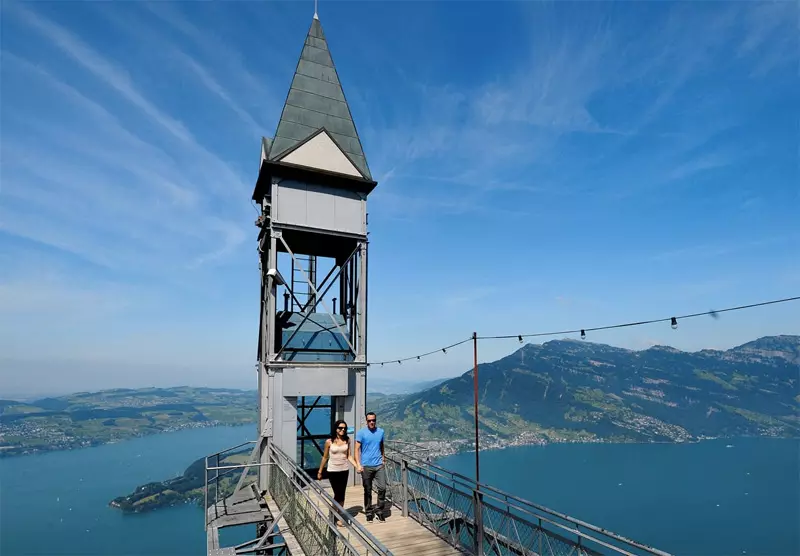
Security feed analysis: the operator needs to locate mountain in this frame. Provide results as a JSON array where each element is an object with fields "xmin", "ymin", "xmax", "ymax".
[
  {"xmin": 367, "ymin": 376, "xmax": 454, "ymax": 396},
  {"xmin": 375, "ymin": 336, "xmax": 800, "ymax": 444}
]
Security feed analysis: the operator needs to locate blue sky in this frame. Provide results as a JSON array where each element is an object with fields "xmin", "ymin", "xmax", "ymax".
[{"xmin": 0, "ymin": 1, "xmax": 797, "ymax": 397}]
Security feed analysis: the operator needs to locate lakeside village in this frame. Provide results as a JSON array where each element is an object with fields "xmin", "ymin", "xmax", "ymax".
[
  {"xmin": 4, "ymin": 411, "xmax": 791, "ymax": 459},
  {"xmin": 0, "ymin": 419, "xmax": 223, "ymax": 457}
]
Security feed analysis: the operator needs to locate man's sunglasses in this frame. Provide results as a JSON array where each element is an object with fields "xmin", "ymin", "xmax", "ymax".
[{"xmin": 367, "ymin": 419, "xmax": 376, "ymax": 423}]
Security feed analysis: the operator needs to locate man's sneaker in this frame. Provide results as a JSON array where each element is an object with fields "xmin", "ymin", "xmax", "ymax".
[
  {"xmin": 376, "ymin": 513, "xmax": 385, "ymax": 523},
  {"xmin": 366, "ymin": 516, "xmax": 374, "ymax": 523}
]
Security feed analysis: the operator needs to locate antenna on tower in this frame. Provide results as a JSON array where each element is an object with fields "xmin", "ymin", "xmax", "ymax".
[{"xmin": 314, "ymin": 0, "xmax": 319, "ymax": 19}]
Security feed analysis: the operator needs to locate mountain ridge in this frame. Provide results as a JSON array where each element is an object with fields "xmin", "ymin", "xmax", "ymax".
[{"xmin": 375, "ymin": 335, "xmax": 800, "ymax": 444}]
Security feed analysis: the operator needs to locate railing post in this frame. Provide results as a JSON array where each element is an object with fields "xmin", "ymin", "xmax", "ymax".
[
  {"xmin": 539, "ymin": 517, "xmax": 543, "ymax": 556},
  {"xmin": 401, "ymin": 458, "xmax": 409, "ymax": 517},
  {"xmin": 204, "ymin": 459, "xmax": 208, "ymax": 531},
  {"xmin": 473, "ymin": 488, "xmax": 484, "ymax": 555},
  {"xmin": 215, "ymin": 454, "xmax": 220, "ymax": 518}
]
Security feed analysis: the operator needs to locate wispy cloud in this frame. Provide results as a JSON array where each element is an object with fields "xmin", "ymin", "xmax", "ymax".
[
  {"xmin": 91, "ymin": 2, "xmax": 269, "ymax": 141},
  {"xmin": 439, "ymin": 286, "xmax": 498, "ymax": 310},
  {"xmin": 651, "ymin": 234, "xmax": 800, "ymax": 263},
  {"xmin": 736, "ymin": 0, "xmax": 798, "ymax": 76},
  {"xmin": 364, "ymin": 1, "xmax": 797, "ymax": 217},
  {"xmin": 1, "ymin": 4, "xmax": 252, "ymax": 276},
  {"xmin": 170, "ymin": 48, "xmax": 263, "ymax": 138},
  {"xmin": 10, "ymin": 3, "xmax": 193, "ymax": 143}
]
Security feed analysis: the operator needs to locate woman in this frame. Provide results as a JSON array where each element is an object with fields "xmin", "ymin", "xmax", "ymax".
[{"xmin": 318, "ymin": 419, "xmax": 358, "ymax": 526}]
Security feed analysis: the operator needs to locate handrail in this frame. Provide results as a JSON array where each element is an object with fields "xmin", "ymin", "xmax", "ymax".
[
  {"xmin": 207, "ymin": 440, "xmax": 258, "ymax": 460},
  {"xmin": 204, "ymin": 439, "xmax": 392, "ymax": 555},
  {"xmin": 268, "ymin": 443, "xmax": 392, "ymax": 555},
  {"xmin": 204, "ymin": 460, "xmax": 269, "ymax": 530},
  {"xmin": 383, "ymin": 441, "xmax": 671, "ymax": 556},
  {"xmin": 266, "ymin": 446, "xmax": 364, "ymax": 554}
]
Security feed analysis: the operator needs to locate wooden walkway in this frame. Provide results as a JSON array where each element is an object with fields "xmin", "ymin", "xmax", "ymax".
[
  {"xmin": 318, "ymin": 484, "xmax": 467, "ymax": 555},
  {"xmin": 208, "ymin": 481, "xmax": 467, "ymax": 555}
]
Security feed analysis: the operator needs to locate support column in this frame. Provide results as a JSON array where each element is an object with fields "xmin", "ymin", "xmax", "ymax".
[
  {"xmin": 351, "ymin": 367, "xmax": 367, "ymax": 486},
  {"xmin": 258, "ymin": 189, "xmax": 279, "ymax": 492}
]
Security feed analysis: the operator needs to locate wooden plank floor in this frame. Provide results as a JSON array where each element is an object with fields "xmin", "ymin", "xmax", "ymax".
[{"xmin": 317, "ymin": 484, "xmax": 467, "ymax": 555}]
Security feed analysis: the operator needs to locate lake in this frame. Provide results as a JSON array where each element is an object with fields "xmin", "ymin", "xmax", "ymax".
[
  {"xmin": 438, "ymin": 437, "xmax": 800, "ymax": 556},
  {"xmin": 1, "ymin": 428, "xmax": 797, "ymax": 555}
]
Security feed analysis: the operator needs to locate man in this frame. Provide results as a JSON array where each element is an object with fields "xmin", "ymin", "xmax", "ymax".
[{"xmin": 354, "ymin": 411, "xmax": 387, "ymax": 522}]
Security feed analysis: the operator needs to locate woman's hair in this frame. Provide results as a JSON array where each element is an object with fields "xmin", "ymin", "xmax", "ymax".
[{"xmin": 331, "ymin": 420, "xmax": 349, "ymax": 442}]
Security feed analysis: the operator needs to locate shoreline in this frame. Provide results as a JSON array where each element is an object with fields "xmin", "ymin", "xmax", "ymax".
[
  {"xmin": 0, "ymin": 421, "xmax": 256, "ymax": 460},
  {"xmin": 4, "ymin": 420, "xmax": 797, "ymax": 462},
  {"xmin": 400, "ymin": 432, "xmax": 800, "ymax": 462}
]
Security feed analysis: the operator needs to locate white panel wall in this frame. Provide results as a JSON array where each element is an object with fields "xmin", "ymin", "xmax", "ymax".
[
  {"xmin": 307, "ymin": 184, "xmax": 336, "ymax": 231},
  {"xmin": 275, "ymin": 179, "xmax": 365, "ymax": 235},
  {"xmin": 281, "ymin": 395, "xmax": 298, "ymax": 459},
  {"xmin": 283, "ymin": 367, "xmax": 350, "ymax": 396},
  {"xmin": 279, "ymin": 132, "xmax": 363, "ymax": 178}
]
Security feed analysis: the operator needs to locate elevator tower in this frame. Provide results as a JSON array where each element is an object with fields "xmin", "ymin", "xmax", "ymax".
[{"xmin": 252, "ymin": 14, "xmax": 377, "ymax": 483}]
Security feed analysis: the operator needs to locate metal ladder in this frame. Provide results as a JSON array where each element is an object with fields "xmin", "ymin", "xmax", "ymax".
[{"xmin": 291, "ymin": 255, "xmax": 316, "ymax": 313}]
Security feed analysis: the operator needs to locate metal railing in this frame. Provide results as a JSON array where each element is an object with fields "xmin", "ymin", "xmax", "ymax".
[
  {"xmin": 204, "ymin": 440, "xmax": 265, "ymax": 529},
  {"xmin": 382, "ymin": 441, "xmax": 672, "ymax": 556},
  {"xmin": 267, "ymin": 443, "xmax": 391, "ymax": 555},
  {"xmin": 204, "ymin": 440, "xmax": 391, "ymax": 555}
]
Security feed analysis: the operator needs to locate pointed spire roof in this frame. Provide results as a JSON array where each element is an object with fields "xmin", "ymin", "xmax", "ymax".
[{"xmin": 268, "ymin": 18, "xmax": 372, "ymax": 180}]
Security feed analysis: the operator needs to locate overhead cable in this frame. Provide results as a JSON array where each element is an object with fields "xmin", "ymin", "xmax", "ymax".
[{"xmin": 367, "ymin": 295, "xmax": 800, "ymax": 366}]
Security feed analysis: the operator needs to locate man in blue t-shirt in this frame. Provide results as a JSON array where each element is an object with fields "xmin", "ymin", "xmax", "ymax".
[{"xmin": 355, "ymin": 411, "xmax": 387, "ymax": 522}]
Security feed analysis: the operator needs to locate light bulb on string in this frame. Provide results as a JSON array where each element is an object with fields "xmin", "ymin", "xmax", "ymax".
[
  {"xmin": 442, "ymin": 348, "xmax": 447, "ymax": 354},
  {"xmin": 397, "ymin": 360, "xmax": 402, "ymax": 365},
  {"xmin": 671, "ymin": 317, "xmax": 678, "ymax": 330},
  {"xmin": 518, "ymin": 335, "xmax": 523, "ymax": 344},
  {"xmin": 417, "ymin": 356, "xmax": 420, "ymax": 361},
  {"xmin": 580, "ymin": 329, "xmax": 586, "ymax": 340}
]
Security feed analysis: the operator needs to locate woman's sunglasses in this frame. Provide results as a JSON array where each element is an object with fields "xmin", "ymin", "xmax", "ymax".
[{"xmin": 337, "ymin": 426, "xmax": 347, "ymax": 430}]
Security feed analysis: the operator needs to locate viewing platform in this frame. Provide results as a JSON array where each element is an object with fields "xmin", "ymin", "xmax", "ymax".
[
  {"xmin": 324, "ymin": 484, "xmax": 465, "ymax": 555},
  {"xmin": 204, "ymin": 440, "xmax": 671, "ymax": 556}
]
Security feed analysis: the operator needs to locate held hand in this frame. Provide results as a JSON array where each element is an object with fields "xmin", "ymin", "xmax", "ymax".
[
  {"xmin": 357, "ymin": 466, "xmax": 363, "ymax": 473},
  {"xmin": 317, "ymin": 471, "xmax": 322, "ymax": 480}
]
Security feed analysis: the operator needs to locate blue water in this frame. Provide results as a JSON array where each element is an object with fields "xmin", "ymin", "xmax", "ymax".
[
  {"xmin": 0, "ymin": 425, "xmax": 255, "ymax": 556},
  {"xmin": 1, "ymin": 430, "xmax": 797, "ymax": 555},
  {"xmin": 438, "ymin": 438, "xmax": 800, "ymax": 556}
]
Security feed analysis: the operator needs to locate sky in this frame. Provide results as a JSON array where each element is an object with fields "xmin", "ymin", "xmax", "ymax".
[{"xmin": 0, "ymin": 0, "xmax": 798, "ymax": 398}]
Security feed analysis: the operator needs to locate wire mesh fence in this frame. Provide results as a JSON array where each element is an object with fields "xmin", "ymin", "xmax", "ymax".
[{"xmin": 383, "ymin": 442, "xmax": 672, "ymax": 556}]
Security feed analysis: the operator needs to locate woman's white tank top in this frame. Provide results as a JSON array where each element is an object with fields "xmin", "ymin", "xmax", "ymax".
[{"xmin": 327, "ymin": 440, "xmax": 349, "ymax": 472}]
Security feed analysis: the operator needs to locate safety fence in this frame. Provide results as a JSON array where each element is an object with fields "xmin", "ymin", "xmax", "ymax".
[
  {"xmin": 382, "ymin": 441, "xmax": 672, "ymax": 556},
  {"xmin": 204, "ymin": 440, "xmax": 391, "ymax": 555}
]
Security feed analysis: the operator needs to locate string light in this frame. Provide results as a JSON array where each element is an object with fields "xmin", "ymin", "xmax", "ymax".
[
  {"xmin": 367, "ymin": 295, "xmax": 799, "ymax": 366},
  {"xmin": 369, "ymin": 338, "xmax": 471, "ymax": 366}
]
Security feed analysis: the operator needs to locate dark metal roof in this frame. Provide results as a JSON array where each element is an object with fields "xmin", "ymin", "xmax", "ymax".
[{"xmin": 269, "ymin": 18, "xmax": 372, "ymax": 180}]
